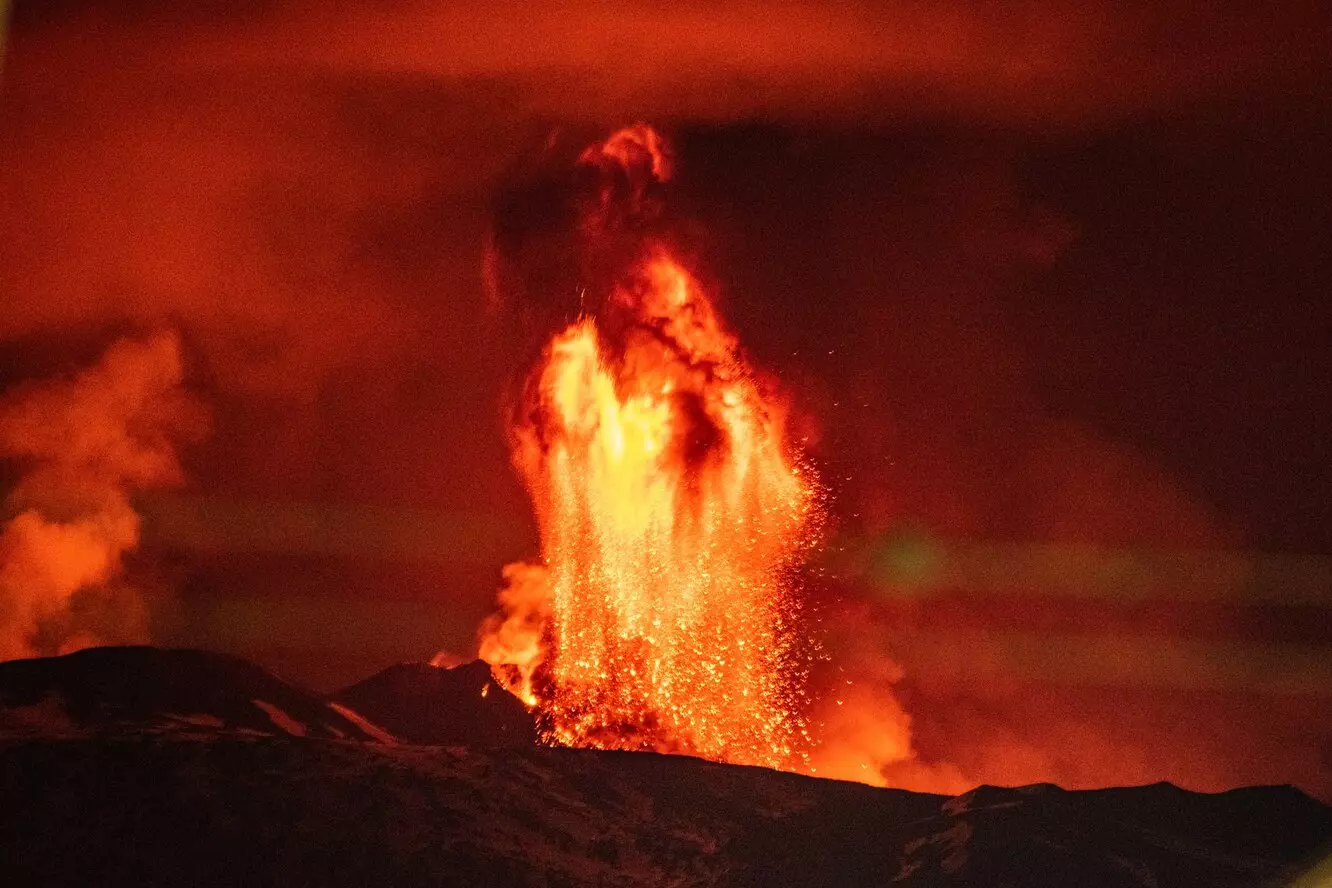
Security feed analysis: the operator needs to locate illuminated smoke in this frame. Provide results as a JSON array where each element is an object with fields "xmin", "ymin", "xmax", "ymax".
[
  {"xmin": 0, "ymin": 332, "xmax": 203, "ymax": 660},
  {"xmin": 802, "ymin": 645, "xmax": 969, "ymax": 793},
  {"xmin": 476, "ymin": 562, "xmax": 550, "ymax": 706}
]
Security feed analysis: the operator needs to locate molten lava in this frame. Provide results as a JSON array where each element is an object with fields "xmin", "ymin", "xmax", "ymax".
[{"xmin": 479, "ymin": 126, "xmax": 821, "ymax": 768}]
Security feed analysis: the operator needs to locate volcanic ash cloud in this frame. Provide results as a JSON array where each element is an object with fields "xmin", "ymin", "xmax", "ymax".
[{"xmin": 0, "ymin": 332, "xmax": 205, "ymax": 661}]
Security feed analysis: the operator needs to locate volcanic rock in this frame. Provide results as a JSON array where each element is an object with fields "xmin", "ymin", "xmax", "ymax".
[
  {"xmin": 0, "ymin": 646, "xmax": 390, "ymax": 741},
  {"xmin": 332, "ymin": 659, "xmax": 537, "ymax": 746},
  {"xmin": 1, "ymin": 647, "xmax": 1329, "ymax": 887},
  {"xmin": 0, "ymin": 737, "xmax": 1328, "ymax": 888}
]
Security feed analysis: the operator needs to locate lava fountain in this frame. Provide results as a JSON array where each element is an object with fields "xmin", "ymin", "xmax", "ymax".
[{"xmin": 479, "ymin": 126, "xmax": 822, "ymax": 769}]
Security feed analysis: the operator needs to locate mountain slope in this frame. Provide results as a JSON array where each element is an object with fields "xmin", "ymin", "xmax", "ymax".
[
  {"xmin": 0, "ymin": 647, "xmax": 1328, "ymax": 887},
  {"xmin": 333, "ymin": 660, "xmax": 536, "ymax": 746},
  {"xmin": 0, "ymin": 646, "xmax": 388, "ymax": 741},
  {"xmin": 0, "ymin": 737, "xmax": 1327, "ymax": 888}
]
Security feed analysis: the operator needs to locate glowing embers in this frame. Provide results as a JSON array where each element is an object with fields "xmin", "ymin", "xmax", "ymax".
[{"xmin": 483, "ymin": 232, "xmax": 820, "ymax": 768}]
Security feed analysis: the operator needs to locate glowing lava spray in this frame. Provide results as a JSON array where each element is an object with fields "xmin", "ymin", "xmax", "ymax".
[{"xmin": 478, "ymin": 126, "xmax": 822, "ymax": 767}]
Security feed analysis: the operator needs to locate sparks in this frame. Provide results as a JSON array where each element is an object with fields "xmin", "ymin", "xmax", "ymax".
[{"xmin": 479, "ymin": 126, "xmax": 821, "ymax": 768}]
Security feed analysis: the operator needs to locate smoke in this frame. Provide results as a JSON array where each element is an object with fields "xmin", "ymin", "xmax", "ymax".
[
  {"xmin": 18, "ymin": 1, "xmax": 1323, "ymax": 125},
  {"xmin": 804, "ymin": 649, "xmax": 970, "ymax": 794},
  {"xmin": 476, "ymin": 562, "xmax": 549, "ymax": 704},
  {"xmin": 0, "ymin": 332, "xmax": 205, "ymax": 660}
]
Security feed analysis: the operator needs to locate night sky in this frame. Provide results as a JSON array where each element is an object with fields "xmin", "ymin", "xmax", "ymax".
[{"xmin": 1, "ymin": 1, "xmax": 1329, "ymax": 797}]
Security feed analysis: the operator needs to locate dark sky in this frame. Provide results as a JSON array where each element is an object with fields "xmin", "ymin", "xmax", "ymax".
[{"xmin": 1, "ymin": 1, "xmax": 1329, "ymax": 796}]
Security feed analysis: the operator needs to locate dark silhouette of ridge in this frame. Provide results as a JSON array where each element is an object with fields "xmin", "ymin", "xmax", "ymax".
[
  {"xmin": 1, "ymin": 646, "xmax": 1329, "ymax": 886},
  {"xmin": 0, "ymin": 646, "xmax": 388, "ymax": 741},
  {"xmin": 333, "ymin": 659, "xmax": 537, "ymax": 746}
]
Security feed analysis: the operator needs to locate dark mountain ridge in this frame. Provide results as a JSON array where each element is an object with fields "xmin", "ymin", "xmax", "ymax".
[
  {"xmin": 333, "ymin": 659, "xmax": 537, "ymax": 746},
  {"xmin": 0, "ymin": 645, "xmax": 383, "ymax": 740},
  {"xmin": 0, "ymin": 646, "xmax": 1328, "ymax": 887}
]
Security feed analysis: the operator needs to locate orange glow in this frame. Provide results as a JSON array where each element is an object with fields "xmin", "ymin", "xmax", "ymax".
[
  {"xmin": 477, "ymin": 563, "xmax": 549, "ymax": 707},
  {"xmin": 579, "ymin": 122, "xmax": 672, "ymax": 183},
  {"xmin": 480, "ymin": 126, "xmax": 821, "ymax": 768},
  {"xmin": 0, "ymin": 332, "xmax": 200, "ymax": 661}
]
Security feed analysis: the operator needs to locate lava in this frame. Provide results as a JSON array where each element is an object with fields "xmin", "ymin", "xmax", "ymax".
[{"xmin": 479, "ymin": 126, "xmax": 822, "ymax": 768}]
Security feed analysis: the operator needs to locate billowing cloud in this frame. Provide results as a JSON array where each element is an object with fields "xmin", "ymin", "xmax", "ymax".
[{"xmin": 0, "ymin": 332, "xmax": 205, "ymax": 659}]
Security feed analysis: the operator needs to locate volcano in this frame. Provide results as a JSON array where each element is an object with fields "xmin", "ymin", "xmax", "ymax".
[
  {"xmin": 333, "ymin": 659, "xmax": 537, "ymax": 746},
  {"xmin": 0, "ymin": 646, "xmax": 1328, "ymax": 887}
]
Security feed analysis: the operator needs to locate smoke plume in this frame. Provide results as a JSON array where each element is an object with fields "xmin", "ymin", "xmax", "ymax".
[
  {"xmin": 0, "ymin": 332, "xmax": 204, "ymax": 660},
  {"xmin": 476, "ymin": 562, "xmax": 550, "ymax": 705}
]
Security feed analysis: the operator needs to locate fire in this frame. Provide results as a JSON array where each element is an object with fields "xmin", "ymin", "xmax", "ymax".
[{"xmin": 480, "ymin": 126, "xmax": 822, "ymax": 768}]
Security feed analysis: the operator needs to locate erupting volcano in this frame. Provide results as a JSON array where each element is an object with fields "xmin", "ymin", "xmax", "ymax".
[{"xmin": 479, "ymin": 126, "xmax": 821, "ymax": 768}]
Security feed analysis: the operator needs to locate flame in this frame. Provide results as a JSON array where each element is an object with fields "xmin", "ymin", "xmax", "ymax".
[{"xmin": 480, "ymin": 126, "xmax": 821, "ymax": 768}]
